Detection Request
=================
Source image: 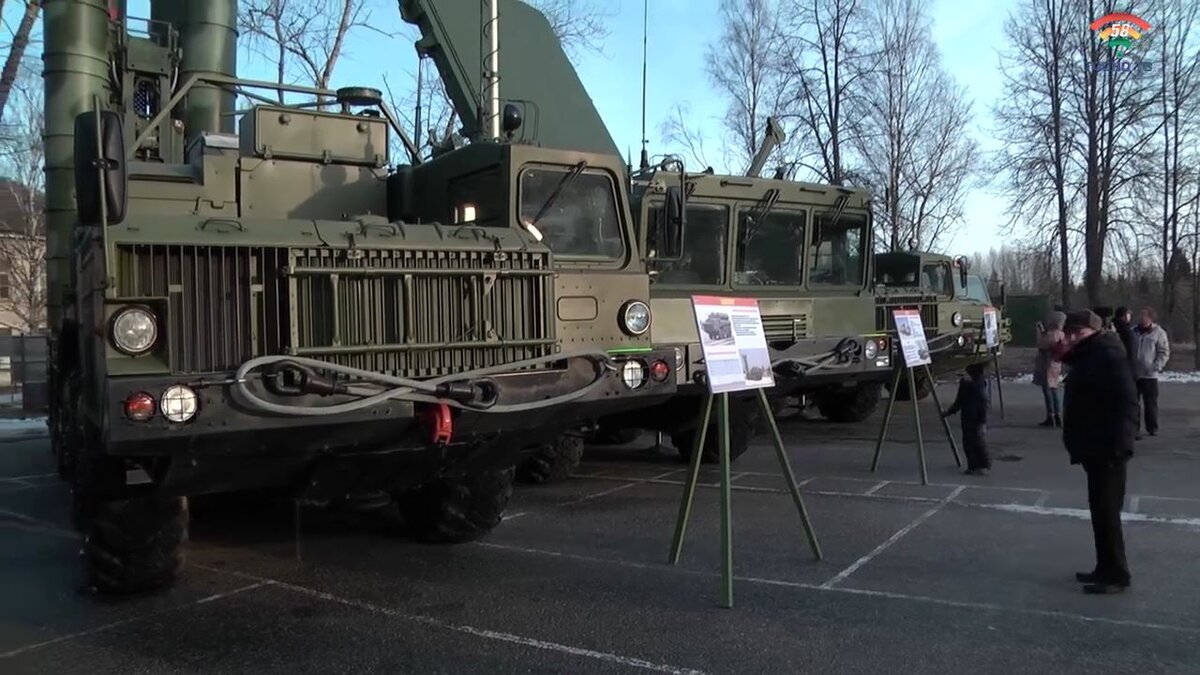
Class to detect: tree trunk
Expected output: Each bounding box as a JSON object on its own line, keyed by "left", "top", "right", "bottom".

{"left": 0, "top": 2, "right": 41, "bottom": 121}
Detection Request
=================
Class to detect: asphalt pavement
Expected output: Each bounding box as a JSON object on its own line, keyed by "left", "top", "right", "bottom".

{"left": 2, "top": 382, "right": 1199, "bottom": 674}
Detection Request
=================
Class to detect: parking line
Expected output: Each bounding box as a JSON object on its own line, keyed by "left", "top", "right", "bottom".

{"left": 820, "top": 486, "right": 966, "bottom": 589}
{"left": 1129, "top": 496, "right": 1140, "bottom": 513}
{"left": 194, "top": 565, "right": 709, "bottom": 675}
{"left": 506, "top": 469, "right": 686, "bottom": 523}
{"left": 0, "top": 582, "right": 268, "bottom": 659}
{"left": 863, "top": 481, "right": 890, "bottom": 496}
{"left": 475, "top": 541, "right": 1200, "bottom": 636}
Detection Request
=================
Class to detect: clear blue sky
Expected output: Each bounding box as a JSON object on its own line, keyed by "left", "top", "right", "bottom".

{"left": 23, "top": 0, "right": 1011, "bottom": 255}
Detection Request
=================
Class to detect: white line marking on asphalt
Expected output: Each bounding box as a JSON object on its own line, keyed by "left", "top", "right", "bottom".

{"left": 983, "top": 503, "right": 1200, "bottom": 528}
{"left": 820, "top": 486, "right": 966, "bottom": 589}
{"left": 1129, "top": 496, "right": 1140, "bottom": 513}
{"left": 505, "top": 469, "right": 685, "bottom": 523}
{"left": 0, "top": 472, "right": 57, "bottom": 481}
{"left": 195, "top": 565, "right": 709, "bottom": 675}
{"left": 0, "top": 582, "right": 268, "bottom": 659}
{"left": 864, "top": 481, "right": 890, "bottom": 496}
{"left": 1034, "top": 491, "right": 1050, "bottom": 507}
{"left": 475, "top": 542, "right": 1200, "bottom": 636}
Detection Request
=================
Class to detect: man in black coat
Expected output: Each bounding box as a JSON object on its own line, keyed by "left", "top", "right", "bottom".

{"left": 1060, "top": 309, "right": 1139, "bottom": 594}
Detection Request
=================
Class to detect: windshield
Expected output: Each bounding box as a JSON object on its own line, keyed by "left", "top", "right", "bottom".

{"left": 809, "top": 213, "right": 866, "bottom": 286}
{"left": 518, "top": 165, "right": 624, "bottom": 258}
{"left": 651, "top": 202, "right": 728, "bottom": 285}
{"left": 734, "top": 208, "right": 806, "bottom": 286}
{"left": 963, "top": 275, "right": 991, "bottom": 303}
{"left": 922, "top": 263, "right": 951, "bottom": 296}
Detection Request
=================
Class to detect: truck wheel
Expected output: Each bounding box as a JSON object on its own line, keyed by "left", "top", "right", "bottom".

{"left": 400, "top": 467, "right": 514, "bottom": 543}
{"left": 70, "top": 449, "right": 188, "bottom": 595}
{"left": 888, "top": 369, "right": 934, "bottom": 401}
{"left": 81, "top": 495, "right": 189, "bottom": 595}
{"left": 671, "top": 401, "right": 758, "bottom": 464}
{"left": 515, "top": 435, "right": 585, "bottom": 484}
{"left": 816, "top": 383, "right": 883, "bottom": 423}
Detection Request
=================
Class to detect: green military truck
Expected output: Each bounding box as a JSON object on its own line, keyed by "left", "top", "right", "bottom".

{"left": 44, "top": 0, "right": 676, "bottom": 594}
{"left": 404, "top": 2, "right": 893, "bottom": 473}
{"left": 598, "top": 161, "right": 894, "bottom": 462}
{"left": 874, "top": 251, "right": 1010, "bottom": 400}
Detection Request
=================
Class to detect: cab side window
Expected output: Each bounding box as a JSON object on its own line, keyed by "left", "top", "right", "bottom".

{"left": 651, "top": 203, "right": 727, "bottom": 285}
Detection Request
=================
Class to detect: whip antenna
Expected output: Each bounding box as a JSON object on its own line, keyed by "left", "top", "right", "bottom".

{"left": 639, "top": 0, "right": 649, "bottom": 170}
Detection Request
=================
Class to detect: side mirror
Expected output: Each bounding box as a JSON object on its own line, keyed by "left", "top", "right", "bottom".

{"left": 652, "top": 185, "right": 685, "bottom": 260}
{"left": 74, "top": 110, "right": 127, "bottom": 226}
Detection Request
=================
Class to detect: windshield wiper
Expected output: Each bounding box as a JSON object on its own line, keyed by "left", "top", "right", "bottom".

{"left": 741, "top": 188, "right": 780, "bottom": 244}
{"left": 529, "top": 160, "right": 588, "bottom": 228}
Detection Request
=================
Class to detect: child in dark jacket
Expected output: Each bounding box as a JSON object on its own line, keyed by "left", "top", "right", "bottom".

{"left": 943, "top": 363, "right": 992, "bottom": 475}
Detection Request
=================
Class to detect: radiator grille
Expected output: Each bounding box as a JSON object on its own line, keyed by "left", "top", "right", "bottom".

{"left": 760, "top": 314, "right": 810, "bottom": 341}
{"left": 875, "top": 297, "right": 939, "bottom": 332}
{"left": 115, "top": 244, "right": 555, "bottom": 376}
{"left": 114, "top": 244, "right": 288, "bottom": 372}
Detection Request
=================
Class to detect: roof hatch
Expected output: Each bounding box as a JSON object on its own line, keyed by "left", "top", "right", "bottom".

{"left": 400, "top": 0, "right": 620, "bottom": 159}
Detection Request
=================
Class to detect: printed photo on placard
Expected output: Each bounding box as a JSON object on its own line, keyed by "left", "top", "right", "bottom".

{"left": 892, "top": 308, "right": 932, "bottom": 367}
{"left": 690, "top": 295, "right": 775, "bottom": 394}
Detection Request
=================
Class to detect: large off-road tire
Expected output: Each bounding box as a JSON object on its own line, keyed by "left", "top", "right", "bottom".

{"left": 888, "top": 368, "right": 934, "bottom": 401}
{"left": 70, "top": 449, "right": 189, "bottom": 595}
{"left": 81, "top": 495, "right": 189, "bottom": 595}
{"left": 816, "top": 383, "right": 883, "bottom": 423}
{"left": 671, "top": 400, "right": 759, "bottom": 464}
{"left": 399, "top": 468, "right": 514, "bottom": 543}
{"left": 515, "top": 435, "right": 585, "bottom": 485}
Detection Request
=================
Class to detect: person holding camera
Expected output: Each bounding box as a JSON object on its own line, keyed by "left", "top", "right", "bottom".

{"left": 1033, "top": 310, "right": 1066, "bottom": 427}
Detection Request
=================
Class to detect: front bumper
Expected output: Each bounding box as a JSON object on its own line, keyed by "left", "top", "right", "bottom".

{"left": 102, "top": 349, "right": 678, "bottom": 459}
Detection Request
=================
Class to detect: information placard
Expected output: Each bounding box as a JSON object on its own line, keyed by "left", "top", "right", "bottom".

{"left": 983, "top": 306, "right": 999, "bottom": 348}
{"left": 892, "top": 309, "right": 932, "bottom": 367}
{"left": 691, "top": 295, "right": 775, "bottom": 394}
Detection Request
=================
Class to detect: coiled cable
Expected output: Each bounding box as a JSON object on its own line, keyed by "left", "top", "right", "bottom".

{"left": 233, "top": 349, "right": 620, "bottom": 417}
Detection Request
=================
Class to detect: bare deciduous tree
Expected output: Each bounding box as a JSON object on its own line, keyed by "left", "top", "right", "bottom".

{"left": 239, "top": 0, "right": 388, "bottom": 99}
{"left": 0, "top": 0, "right": 40, "bottom": 122}
{"left": 658, "top": 102, "right": 714, "bottom": 171}
{"left": 0, "top": 64, "right": 45, "bottom": 333}
{"left": 704, "top": 0, "right": 790, "bottom": 173}
{"left": 849, "top": 0, "right": 976, "bottom": 252}
{"left": 776, "top": 0, "right": 870, "bottom": 185}
{"left": 993, "top": 0, "right": 1077, "bottom": 307}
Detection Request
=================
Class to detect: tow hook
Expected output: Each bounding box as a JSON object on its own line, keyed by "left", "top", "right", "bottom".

{"left": 421, "top": 403, "right": 454, "bottom": 447}
{"left": 834, "top": 337, "right": 860, "bottom": 363}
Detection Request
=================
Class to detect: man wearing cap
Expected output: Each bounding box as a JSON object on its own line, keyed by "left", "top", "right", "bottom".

{"left": 1059, "top": 309, "right": 1139, "bottom": 594}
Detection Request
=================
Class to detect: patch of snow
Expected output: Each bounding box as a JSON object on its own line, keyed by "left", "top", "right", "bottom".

{"left": 0, "top": 417, "right": 48, "bottom": 432}
{"left": 1002, "top": 371, "right": 1200, "bottom": 384}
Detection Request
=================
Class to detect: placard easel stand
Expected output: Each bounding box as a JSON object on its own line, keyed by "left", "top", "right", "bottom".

{"left": 990, "top": 347, "right": 1006, "bottom": 420}
{"left": 669, "top": 387, "right": 822, "bottom": 608}
{"left": 869, "top": 358, "right": 962, "bottom": 485}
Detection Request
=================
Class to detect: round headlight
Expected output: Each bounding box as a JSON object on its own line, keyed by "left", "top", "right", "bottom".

{"left": 621, "top": 300, "right": 651, "bottom": 336}
{"left": 111, "top": 307, "right": 158, "bottom": 354}
{"left": 951, "top": 312, "right": 964, "bottom": 327}
{"left": 620, "top": 360, "right": 647, "bottom": 389}
{"left": 673, "top": 346, "right": 686, "bottom": 371}
{"left": 864, "top": 340, "right": 878, "bottom": 359}
{"left": 161, "top": 385, "right": 199, "bottom": 423}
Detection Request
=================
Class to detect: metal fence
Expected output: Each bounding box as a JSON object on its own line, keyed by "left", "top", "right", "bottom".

{"left": 0, "top": 332, "right": 48, "bottom": 413}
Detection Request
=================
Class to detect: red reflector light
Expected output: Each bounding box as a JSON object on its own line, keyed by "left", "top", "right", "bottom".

{"left": 124, "top": 392, "right": 156, "bottom": 421}
{"left": 650, "top": 359, "right": 671, "bottom": 382}
{"left": 421, "top": 403, "right": 454, "bottom": 446}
